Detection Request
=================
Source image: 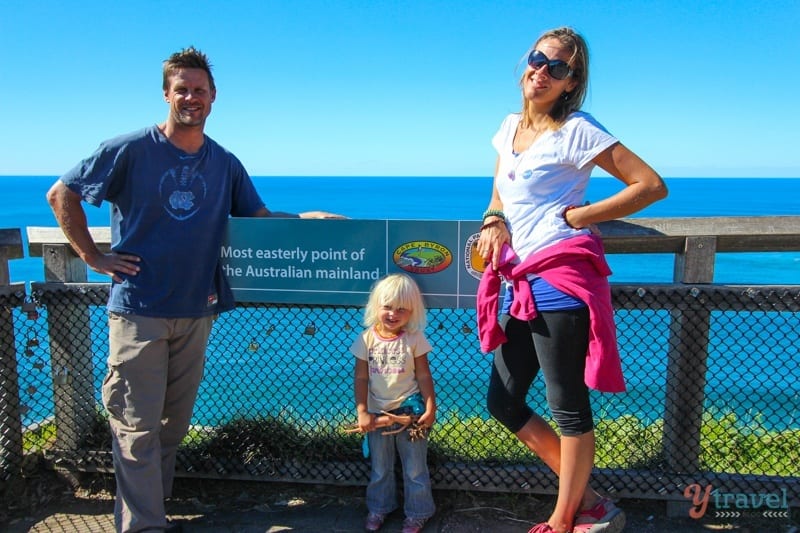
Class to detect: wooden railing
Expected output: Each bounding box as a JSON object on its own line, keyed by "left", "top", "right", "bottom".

{"left": 24, "top": 216, "right": 800, "bottom": 283}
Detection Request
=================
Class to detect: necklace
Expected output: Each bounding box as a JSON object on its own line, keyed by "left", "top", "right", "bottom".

{"left": 375, "top": 325, "right": 401, "bottom": 339}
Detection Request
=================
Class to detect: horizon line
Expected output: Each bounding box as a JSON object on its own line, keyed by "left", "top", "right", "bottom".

{"left": 2, "top": 174, "right": 799, "bottom": 180}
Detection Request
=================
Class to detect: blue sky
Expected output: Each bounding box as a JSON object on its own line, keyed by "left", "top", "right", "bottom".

{"left": 2, "top": 0, "right": 798, "bottom": 178}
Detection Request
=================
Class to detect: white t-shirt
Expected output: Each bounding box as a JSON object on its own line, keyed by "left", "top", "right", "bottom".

{"left": 492, "top": 112, "right": 618, "bottom": 261}
{"left": 350, "top": 328, "right": 432, "bottom": 413}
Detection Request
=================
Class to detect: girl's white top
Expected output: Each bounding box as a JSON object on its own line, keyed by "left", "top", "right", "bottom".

{"left": 350, "top": 328, "right": 432, "bottom": 413}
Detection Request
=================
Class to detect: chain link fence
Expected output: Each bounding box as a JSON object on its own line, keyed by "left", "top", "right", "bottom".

{"left": 2, "top": 281, "right": 798, "bottom": 509}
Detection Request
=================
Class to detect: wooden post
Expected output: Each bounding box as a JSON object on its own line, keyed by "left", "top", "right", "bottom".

{"left": 673, "top": 236, "right": 717, "bottom": 284}
{"left": 664, "top": 237, "right": 716, "bottom": 516}
{"left": 0, "top": 228, "right": 24, "bottom": 286}
{"left": 0, "top": 228, "right": 24, "bottom": 479}
{"left": 43, "top": 243, "right": 88, "bottom": 283}
{"left": 0, "top": 250, "right": 9, "bottom": 286}
{"left": 42, "top": 244, "right": 96, "bottom": 451}
{"left": 0, "top": 287, "right": 24, "bottom": 480}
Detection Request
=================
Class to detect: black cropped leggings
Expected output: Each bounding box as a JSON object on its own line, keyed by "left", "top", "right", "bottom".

{"left": 486, "top": 309, "right": 594, "bottom": 436}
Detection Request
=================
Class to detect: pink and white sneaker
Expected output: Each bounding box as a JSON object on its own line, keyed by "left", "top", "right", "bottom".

{"left": 364, "top": 512, "right": 386, "bottom": 531}
{"left": 527, "top": 523, "right": 558, "bottom": 533}
{"left": 401, "top": 516, "right": 428, "bottom": 533}
{"left": 572, "top": 497, "right": 626, "bottom": 533}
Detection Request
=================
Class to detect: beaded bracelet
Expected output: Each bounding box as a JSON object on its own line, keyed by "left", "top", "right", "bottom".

{"left": 562, "top": 205, "right": 581, "bottom": 229}
{"left": 482, "top": 208, "right": 506, "bottom": 222}
{"left": 561, "top": 204, "right": 589, "bottom": 229}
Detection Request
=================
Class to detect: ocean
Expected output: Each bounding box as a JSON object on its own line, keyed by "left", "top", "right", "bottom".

{"left": 5, "top": 175, "right": 800, "bottom": 284}
{"left": 4, "top": 175, "right": 799, "bottom": 431}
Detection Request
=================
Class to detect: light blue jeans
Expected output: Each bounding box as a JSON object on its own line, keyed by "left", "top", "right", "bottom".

{"left": 366, "top": 427, "right": 435, "bottom": 520}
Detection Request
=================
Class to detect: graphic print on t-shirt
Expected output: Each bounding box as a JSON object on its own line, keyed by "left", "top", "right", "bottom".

{"left": 159, "top": 164, "right": 208, "bottom": 221}
{"left": 368, "top": 343, "right": 408, "bottom": 375}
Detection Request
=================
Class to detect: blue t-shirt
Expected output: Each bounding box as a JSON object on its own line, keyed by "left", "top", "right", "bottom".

{"left": 60, "top": 125, "right": 265, "bottom": 317}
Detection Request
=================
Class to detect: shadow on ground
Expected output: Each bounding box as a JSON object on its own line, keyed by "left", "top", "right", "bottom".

{"left": 2, "top": 463, "right": 797, "bottom": 532}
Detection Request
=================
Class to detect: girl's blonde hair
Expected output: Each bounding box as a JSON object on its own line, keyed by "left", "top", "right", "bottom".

{"left": 363, "top": 273, "right": 427, "bottom": 333}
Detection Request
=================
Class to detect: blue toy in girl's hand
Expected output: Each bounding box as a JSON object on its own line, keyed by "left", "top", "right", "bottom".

{"left": 398, "top": 392, "right": 425, "bottom": 416}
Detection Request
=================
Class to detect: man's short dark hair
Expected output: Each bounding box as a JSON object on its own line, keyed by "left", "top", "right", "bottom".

{"left": 162, "top": 46, "right": 215, "bottom": 91}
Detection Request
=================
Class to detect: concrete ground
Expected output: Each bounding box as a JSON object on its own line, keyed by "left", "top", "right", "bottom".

{"left": 3, "top": 477, "right": 798, "bottom": 532}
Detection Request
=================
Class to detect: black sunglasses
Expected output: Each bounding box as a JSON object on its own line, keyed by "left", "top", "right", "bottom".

{"left": 527, "top": 50, "right": 573, "bottom": 80}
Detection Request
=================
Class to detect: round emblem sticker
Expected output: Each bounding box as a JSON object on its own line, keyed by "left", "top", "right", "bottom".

{"left": 464, "top": 233, "right": 487, "bottom": 280}
{"left": 393, "top": 241, "right": 452, "bottom": 274}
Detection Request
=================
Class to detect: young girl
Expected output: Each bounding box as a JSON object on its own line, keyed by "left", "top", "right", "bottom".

{"left": 350, "top": 273, "right": 437, "bottom": 533}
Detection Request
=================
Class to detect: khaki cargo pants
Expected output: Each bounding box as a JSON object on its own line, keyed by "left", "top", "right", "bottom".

{"left": 102, "top": 312, "right": 213, "bottom": 532}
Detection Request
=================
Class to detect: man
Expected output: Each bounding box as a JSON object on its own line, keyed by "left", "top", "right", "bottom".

{"left": 47, "top": 46, "right": 340, "bottom": 532}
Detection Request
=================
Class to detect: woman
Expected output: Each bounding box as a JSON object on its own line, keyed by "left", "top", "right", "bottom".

{"left": 476, "top": 27, "right": 667, "bottom": 533}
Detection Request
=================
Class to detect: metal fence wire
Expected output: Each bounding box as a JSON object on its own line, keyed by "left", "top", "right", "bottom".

{"left": 1, "top": 283, "right": 798, "bottom": 505}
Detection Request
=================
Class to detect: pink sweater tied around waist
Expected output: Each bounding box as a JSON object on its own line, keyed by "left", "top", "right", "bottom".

{"left": 476, "top": 234, "right": 626, "bottom": 393}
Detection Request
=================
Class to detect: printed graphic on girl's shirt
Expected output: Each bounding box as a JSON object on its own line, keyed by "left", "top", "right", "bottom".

{"left": 368, "top": 343, "right": 408, "bottom": 375}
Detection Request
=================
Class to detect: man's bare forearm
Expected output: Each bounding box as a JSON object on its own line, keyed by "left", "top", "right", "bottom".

{"left": 46, "top": 181, "right": 102, "bottom": 264}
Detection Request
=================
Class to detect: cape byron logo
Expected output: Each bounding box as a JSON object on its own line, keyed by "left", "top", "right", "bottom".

{"left": 393, "top": 241, "right": 452, "bottom": 274}
{"left": 683, "top": 483, "right": 789, "bottom": 519}
{"left": 464, "top": 232, "right": 487, "bottom": 280}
